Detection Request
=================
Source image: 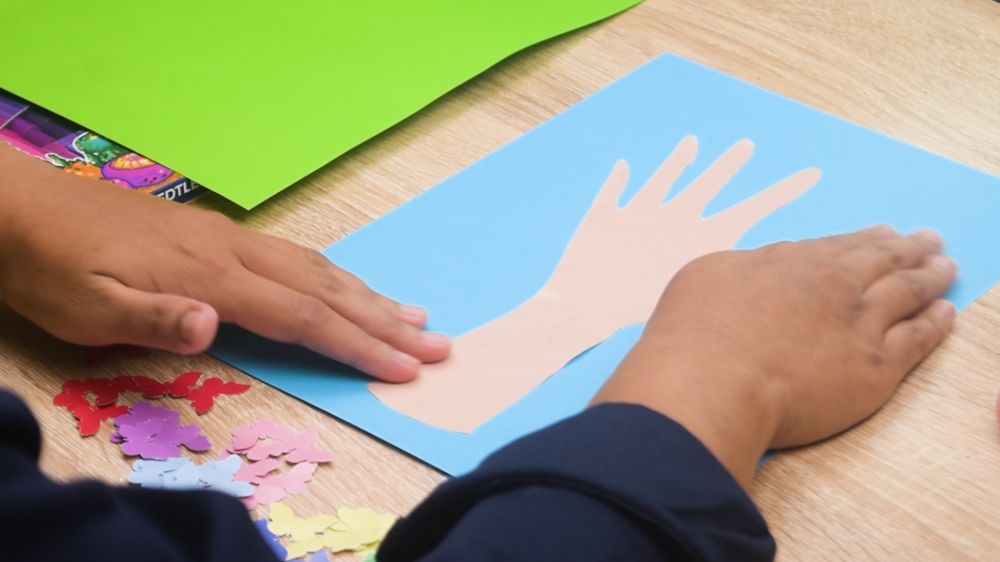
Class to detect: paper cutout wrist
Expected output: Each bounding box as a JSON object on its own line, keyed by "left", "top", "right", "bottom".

{"left": 370, "top": 135, "right": 821, "bottom": 433}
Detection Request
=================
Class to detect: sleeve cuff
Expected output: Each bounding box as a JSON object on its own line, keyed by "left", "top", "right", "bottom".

{"left": 379, "top": 403, "right": 774, "bottom": 561}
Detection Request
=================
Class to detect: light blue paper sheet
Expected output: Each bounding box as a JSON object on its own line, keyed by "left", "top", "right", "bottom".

{"left": 212, "top": 54, "right": 1000, "bottom": 476}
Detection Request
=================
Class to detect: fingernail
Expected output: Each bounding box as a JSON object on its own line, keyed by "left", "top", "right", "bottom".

{"left": 420, "top": 332, "right": 450, "bottom": 349}
{"left": 397, "top": 304, "right": 427, "bottom": 322}
{"left": 913, "top": 229, "right": 942, "bottom": 246}
{"left": 930, "top": 299, "right": 955, "bottom": 319}
{"left": 179, "top": 308, "right": 206, "bottom": 345}
{"left": 394, "top": 351, "right": 420, "bottom": 369}
{"left": 928, "top": 254, "right": 955, "bottom": 272}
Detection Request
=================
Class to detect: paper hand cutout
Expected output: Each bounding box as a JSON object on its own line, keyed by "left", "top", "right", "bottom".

{"left": 370, "top": 135, "right": 821, "bottom": 432}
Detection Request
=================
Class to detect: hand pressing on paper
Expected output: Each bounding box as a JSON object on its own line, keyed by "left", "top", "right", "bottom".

{"left": 0, "top": 144, "right": 449, "bottom": 382}
{"left": 594, "top": 227, "right": 956, "bottom": 490}
{"left": 370, "top": 135, "right": 821, "bottom": 432}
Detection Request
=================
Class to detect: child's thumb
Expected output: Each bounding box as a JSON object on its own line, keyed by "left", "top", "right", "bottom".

{"left": 92, "top": 283, "right": 219, "bottom": 354}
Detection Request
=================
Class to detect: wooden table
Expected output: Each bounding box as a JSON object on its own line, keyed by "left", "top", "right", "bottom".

{"left": 3, "top": 1, "right": 999, "bottom": 560}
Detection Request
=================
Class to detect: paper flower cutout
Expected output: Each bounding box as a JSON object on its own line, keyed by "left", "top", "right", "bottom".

{"left": 131, "top": 371, "right": 201, "bottom": 399}
{"left": 265, "top": 502, "right": 396, "bottom": 559}
{"left": 128, "top": 454, "right": 254, "bottom": 497}
{"left": 188, "top": 377, "right": 251, "bottom": 414}
{"left": 268, "top": 502, "right": 338, "bottom": 542}
{"left": 241, "top": 462, "right": 319, "bottom": 509}
{"left": 227, "top": 420, "right": 334, "bottom": 464}
{"left": 112, "top": 402, "right": 211, "bottom": 459}
{"left": 53, "top": 372, "right": 251, "bottom": 435}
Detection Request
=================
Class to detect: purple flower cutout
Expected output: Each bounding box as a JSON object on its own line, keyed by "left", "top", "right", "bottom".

{"left": 112, "top": 401, "right": 211, "bottom": 459}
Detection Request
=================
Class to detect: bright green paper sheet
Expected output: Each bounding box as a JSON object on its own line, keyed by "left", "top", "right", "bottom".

{"left": 1, "top": 1, "right": 641, "bottom": 208}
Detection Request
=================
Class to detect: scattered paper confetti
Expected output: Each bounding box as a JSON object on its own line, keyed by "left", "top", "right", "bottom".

{"left": 268, "top": 502, "right": 338, "bottom": 542}
{"left": 242, "top": 462, "right": 319, "bottom": 509}
{"left": 53, "top": 372, "right": 251, "bottom": 435}
{"left": 128, "top": 454, "right": 254, "bottom": 497}
{"left": 234, "top": 458, "right": 282, "bottom": 482}
{"left": 113, "top": 402, "right": 211, "bottom": 459}
{"left": 132, "top": 371, "right": 202, "bottom": 399}
{"left": 188, "top": 377, "right": 252, "bottom": 414}
{"left": 265, "top": 502, "right": 396, "bottom": 559}
{"left": 227, "top": 419, "right": 334, "bottom": 464}
{"left": 53, "top": 398, "right": 128, "bottom": 437}
{"left": 325, "top": 507, "right": 396, "bottom": 553}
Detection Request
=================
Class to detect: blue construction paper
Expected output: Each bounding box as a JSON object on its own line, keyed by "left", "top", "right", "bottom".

{"left": 212, "top": 54, "right": 1000, "bottom": 476}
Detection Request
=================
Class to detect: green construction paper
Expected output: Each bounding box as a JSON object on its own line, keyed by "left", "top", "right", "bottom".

{"left": 1, "top": 1, "right": 641, "bottom": 208}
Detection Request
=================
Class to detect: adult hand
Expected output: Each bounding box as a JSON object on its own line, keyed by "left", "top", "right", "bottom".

{"left": 593, "top": 227, "right": 957, "bottom": 489}
{"left": 0, "top": 145, "right": 449, "bottom": 381}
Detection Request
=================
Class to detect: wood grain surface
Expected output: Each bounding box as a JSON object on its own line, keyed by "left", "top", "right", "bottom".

{"left": 2, "top": 1, "right": 999, "bottom": 560}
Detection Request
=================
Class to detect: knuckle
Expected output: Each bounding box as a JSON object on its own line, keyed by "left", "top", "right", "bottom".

{"left": 906, "top": 320, "right": 936, "bottom": 351}
{"left": 896, "top": 272, "right": 928, "bottom": 302}
{"left": 291, "top": 297, "right": 329, "bottom": 332}
{"left": 813, "top": 262, "right": 854, "bottom": 293}
{"left": 197, "top": 210, "right": 233, "bottom": 229}
{"left": 144, "top": 301, "right": 174, "bottom": 340}
{"left": 864, "top": 346, "right": 887, "bottom": 370}
{"left": 300, "top": 247, "right": 330, "bottom": 269}
{"left": 763, "top": 240, "right": 795, "bottom": 255}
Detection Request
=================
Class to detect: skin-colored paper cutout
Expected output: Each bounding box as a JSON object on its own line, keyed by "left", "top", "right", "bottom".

{"left": 370, "top": 136, "right": 821, "bottom": 432}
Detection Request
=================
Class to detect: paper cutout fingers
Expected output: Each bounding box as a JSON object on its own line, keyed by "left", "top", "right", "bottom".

{"left": 370, "top": 135, "right": 821, "bottom": 433}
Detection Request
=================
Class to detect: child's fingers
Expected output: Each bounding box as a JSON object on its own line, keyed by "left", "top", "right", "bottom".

{"left": 217, "top": 272, "right": 421, "bottom": 382}
{"left": 883, "top": 299, "right": 955, "bottom": 380}
{"left": 842, "top": 230, "right": 942, "bottom": 286}
{"left": 864, "top": 255, "right": 956, "bottom": 329}
{"left": 236, "top": 239, "right": 449, "bottom": 363}
{"left": 88, "top": 279, "right": 219, "bottom": 354}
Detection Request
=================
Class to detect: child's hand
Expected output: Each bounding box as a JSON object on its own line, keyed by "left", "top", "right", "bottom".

{"left": 593, "top": 227, "right": 956, "bottom": 488}
{"left": 0, "top": 146, "right": 448, "bottom": 382}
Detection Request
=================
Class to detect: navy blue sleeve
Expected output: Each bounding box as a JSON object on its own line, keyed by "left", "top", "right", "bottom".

{"left": 0, "top": 390, "right": 280, "bottom": 562}
{"left": 379, "top": 403, "right": 774, "bottom": 562}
